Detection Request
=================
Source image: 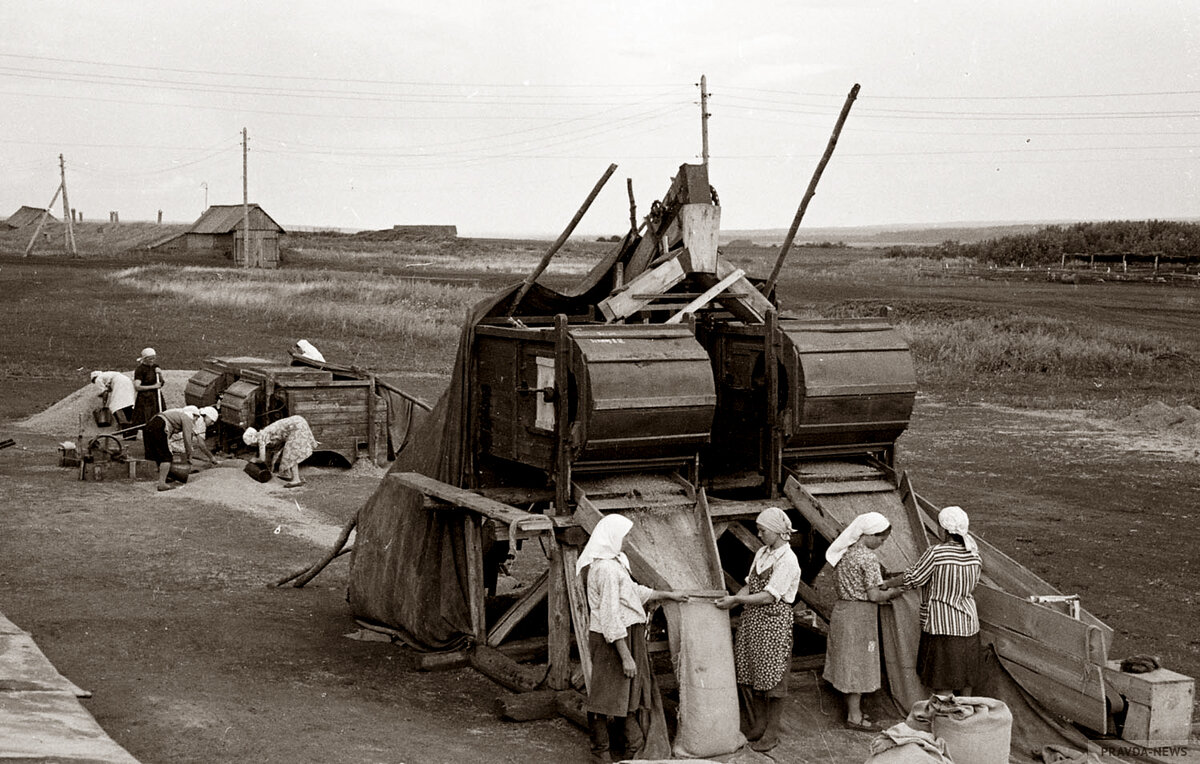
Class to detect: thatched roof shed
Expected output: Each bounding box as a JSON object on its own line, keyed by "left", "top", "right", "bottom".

{"left": 4, "top": 206, "right": 55, "bottom": 229}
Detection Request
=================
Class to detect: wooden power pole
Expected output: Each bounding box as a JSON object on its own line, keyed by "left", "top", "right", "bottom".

{"left": 242, "top": 127, "right": 251, "bottom": 268}
{"left": 59, "top": 154, "right": 77, "bottom": 256}
{"left": 699, "top": 75, "right": 710, "bottom": 168}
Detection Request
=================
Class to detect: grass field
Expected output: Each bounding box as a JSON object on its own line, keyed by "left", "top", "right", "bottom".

{"left": 2, "top": 230, "right": 1197, "bottom": 421}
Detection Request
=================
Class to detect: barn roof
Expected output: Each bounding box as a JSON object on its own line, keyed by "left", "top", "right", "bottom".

{"left": 188, "top": 204, "right": 285, "bottom": 234}
{"left": 5, "top": 206, "right": 55, "bottom": 228}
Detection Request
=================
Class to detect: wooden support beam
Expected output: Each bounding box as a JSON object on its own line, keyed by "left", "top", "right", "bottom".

{"left": 464, "top": 516, "right": 486, "bottom": 643}
{"left": 410, "top": 636, "right": 548, "bottom": 672}
{"left": 386, "top": 473, "right": 554, "bottom": 533}
{"left": 487, "top": 571, "right": 549, "bottom": 647}
{"left": 546, "top": 533, "right": 572, "bottom": 690}
{"left": 470, "top": 644, "right": 548, "bottom": 693}
{"left": 694, "top": 489, "right": 725, "bottom": 590}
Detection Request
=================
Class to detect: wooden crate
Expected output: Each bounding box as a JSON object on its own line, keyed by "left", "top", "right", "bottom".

{"left": 1105, "top": 660, "right": 1195, "bottom": 745}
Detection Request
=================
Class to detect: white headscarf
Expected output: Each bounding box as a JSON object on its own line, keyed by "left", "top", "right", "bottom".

{"left": 756, "top": 506, "right": 794, "bottom": 537}
{"left": 90, "top": 370, "right": 103, "bottom": 383}
{"left": 138, "top": 347, "right": 157, "bottom": 363}
{"left": 295, "top": 339, "right": 325, "bottom": 363}
{"left": 825, "top": 511, "right": 891, "bottom": 566}
{"left": 242, "top": 427, "right": 259, "bottom": 446}
{"left": 199, "top": 406, "right": 218, "bottom": 425}
{"left": 938, "top": 506, "right": 978, "bottom": 552}
{"left": 576, "top": 514, "right": 633, "bottom": 575}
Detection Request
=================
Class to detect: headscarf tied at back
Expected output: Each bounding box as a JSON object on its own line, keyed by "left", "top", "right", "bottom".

{"left": 198, "top": 406, "right": 218, "bottom": 425}
{"left": 138, "top": 347, "right": 157, "bottom": 363}
{"left": 825, "top": 511, "right": 891, "bottom": 567}
{"left": 576, "top": 514, "right": 633, "bottom": 575}
{"left": 242, "top": 427, "right": 259, "bottom": 446}
{"left": 755, "top": 506, "right": 794, "bottom": 537}
{"left": 938, "top": 505, "right": 978, "bottom": 552}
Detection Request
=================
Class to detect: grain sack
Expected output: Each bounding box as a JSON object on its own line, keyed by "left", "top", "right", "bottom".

{"left": 669, "top": 600, "right": 746, "bottom": 758}
{"left": 928, "top": 695, "right": 1012, "bottom": 764}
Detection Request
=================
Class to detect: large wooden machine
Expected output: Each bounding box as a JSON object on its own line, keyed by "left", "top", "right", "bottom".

{"left": 345, "top": 105, "right": 1192, "bottom": 754}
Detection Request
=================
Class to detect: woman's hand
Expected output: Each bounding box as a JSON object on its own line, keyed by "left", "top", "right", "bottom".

{"left": 713, "top": 595, "right": 738, "bottom": 610}
{"left": 621, "top": 654, "right": 637, "bottom": 678}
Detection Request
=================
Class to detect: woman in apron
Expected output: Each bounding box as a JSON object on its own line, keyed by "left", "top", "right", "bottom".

{"left": 715, "top": 506, "right": 801, "bottom": 753}
{"left": 823, "top": 511, "right": 905, "bottom": 731}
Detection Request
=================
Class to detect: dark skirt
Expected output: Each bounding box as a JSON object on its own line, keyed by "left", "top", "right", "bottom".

{"left": 142, "top": 415, "right": 173, "bottom": 465}
{"left": 587, "top": 623, "right": 653, "bottom": 718}
{"left": 917, "top": 630, "right": 981, "bottom": 690}
{"left": 132, "top": 390, "right": 160, "bottom": 427}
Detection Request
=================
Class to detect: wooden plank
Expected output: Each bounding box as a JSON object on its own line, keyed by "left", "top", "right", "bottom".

{"left": 486, "top": 571, "right": 549, "bottom": 647}
{"left": 726, "top": 521, "right": 761, "bottom": 553}
{"left": 782, "top": 476, "right": 842, "bottom": 543}
{"left": 976, "top": 584, "right": 1107, "bottom": 664}
{"left": 898, "top": 471, "right": 930, "bottom": 551}
{"left": 387, "top": 473, "right": 555, "bottom": 531}
{"left": 559, "top": 546, "right": 592, "bottom": 694}
{"left": 676, "top": 203, "right": 720, "bottom": 274}
{"left": 470, "top": 644, "right": 547, "bottom": 693}
{"left": 989, "top": 628, "right": 1109, "bottom": 733}
{"left": 664, "top": 268, "right": 743, "bottom": 324}
{"left": 597, "top": 256, "right": 687, "bottom": 322}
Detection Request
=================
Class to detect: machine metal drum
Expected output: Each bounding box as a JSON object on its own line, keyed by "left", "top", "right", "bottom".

{"left": 473, "top": 322, "right": 716, "bottom": 476}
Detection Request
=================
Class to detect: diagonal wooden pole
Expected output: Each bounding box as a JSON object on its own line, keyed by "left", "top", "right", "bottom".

{"left": 763, "top": 83, "right": 860, "bottom": 297}
{"left": 507, "top": 163, "right": 617, "bottom": 317}
{"left": 24, "top": 183, "right": 63, "bottom": 257}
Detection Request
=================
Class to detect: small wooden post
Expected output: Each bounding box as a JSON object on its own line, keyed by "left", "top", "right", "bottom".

{"left": 59, "top": 155, "right": 76, "bottom": 256}
{"left": 626, "top": 177, "right": 637, "bottom": 232}
{"left": 366, "top": 375, "right": 377, "bottom": 465}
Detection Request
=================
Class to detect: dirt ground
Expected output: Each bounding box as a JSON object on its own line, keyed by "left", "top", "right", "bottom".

{"left": 2, "top": 381, "right": 1197, "bottom": 763}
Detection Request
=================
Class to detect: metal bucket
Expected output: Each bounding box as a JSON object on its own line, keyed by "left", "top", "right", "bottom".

{"left": 93, "top": 407, "right": 113, "bottom": 427}
{"left": 243, "top": 460, "right": 272, "bottom": 483}
{"left": 166, "top": 461, "right": 191, "bottom": 484}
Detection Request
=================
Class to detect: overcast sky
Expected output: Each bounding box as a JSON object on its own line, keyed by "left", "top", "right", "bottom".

{"left": 2, "top": 1, "right": 1197, "bottom": 237}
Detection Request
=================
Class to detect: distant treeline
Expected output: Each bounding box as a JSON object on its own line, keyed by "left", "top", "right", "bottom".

{"left": 884, "top": 220, "right": 1200, "bottom": 266}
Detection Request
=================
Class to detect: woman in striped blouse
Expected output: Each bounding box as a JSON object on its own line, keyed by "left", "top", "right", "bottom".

{"left": 884, "top": 505, "right": 983, "bottom": 695}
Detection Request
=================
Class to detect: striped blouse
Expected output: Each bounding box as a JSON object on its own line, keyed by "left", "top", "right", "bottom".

{"left": 902, "top": 541, "right": 982, "bottom": 636}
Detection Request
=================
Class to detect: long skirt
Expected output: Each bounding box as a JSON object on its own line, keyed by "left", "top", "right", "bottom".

{"left": 917, "top": 630, "right": 981, "bottom": 690}
{"left": 587, "top": 623, "right": 654, "bottom": 718}
{"left": 733, "top": 600, "right": 793, "bottom": 697}
{"left": 142, "top": 416, "right": 172, "bottom": 465}
{"left": 823, "top": 599, "right": 882, "bottom": 694}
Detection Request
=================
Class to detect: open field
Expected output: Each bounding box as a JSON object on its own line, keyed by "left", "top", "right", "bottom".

{"left": 1, "top": 231, "right": 1198, "bottom": 762}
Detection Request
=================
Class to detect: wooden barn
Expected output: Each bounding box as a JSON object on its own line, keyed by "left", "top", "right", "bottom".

{"left": 160, "top": 204, "right": 285, "bottom": 267}
{"left": 4, "top": 206, "right": 54, "bottom": 229}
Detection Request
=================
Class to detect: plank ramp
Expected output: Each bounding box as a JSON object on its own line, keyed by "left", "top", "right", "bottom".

{"left": 0, "top": 612, "right": 141, "bottom": 763}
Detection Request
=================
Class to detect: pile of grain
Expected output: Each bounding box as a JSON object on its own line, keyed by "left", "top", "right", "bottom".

{"left": 1118, "top": 401, "right": 1200, "bottom": 439}
{"left": 13, "top": 370, "right": 192, "bottom": 437}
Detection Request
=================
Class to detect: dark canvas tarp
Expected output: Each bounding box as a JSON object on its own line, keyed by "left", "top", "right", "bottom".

{"left": 347, "top": 235, "right": 636, "bottom": 649}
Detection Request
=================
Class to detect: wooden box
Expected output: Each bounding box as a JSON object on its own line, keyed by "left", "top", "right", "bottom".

{"left": 1105, "top": 660, "right": 1195, "bottom": 745}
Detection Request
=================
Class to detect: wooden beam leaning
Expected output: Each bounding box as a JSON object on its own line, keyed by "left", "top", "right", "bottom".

{"left": 545, "top": 532, "right": 572, "bottom": 691}
{"left": 487, "top": 571, "right": 550, "bottom": 647}
{"left": 664, "top": 269, "right": 744, "bottom": 325}
{"left": 559, "top": 545, "right": 593, "bottom": 694}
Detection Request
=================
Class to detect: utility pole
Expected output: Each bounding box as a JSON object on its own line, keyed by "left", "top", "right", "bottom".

{"left": 699, "top": 74, "right": 710, "bottom": 168}
{"left": 59, "top": 154, "right": 77, "bottom": 256}
{"left": 242, "top": 127, "right": 251, "bottom": 268}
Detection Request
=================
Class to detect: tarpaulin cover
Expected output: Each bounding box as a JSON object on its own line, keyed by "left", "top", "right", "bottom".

{"left": 347, "top": 235, "right": 636, "bottom": 649}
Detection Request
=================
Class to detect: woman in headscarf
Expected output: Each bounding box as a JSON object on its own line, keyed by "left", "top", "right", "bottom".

{"left": 90, "top": 370, "right": 137, "bottom": 437}
{"left": 883, "top": 505, "right": 983, "bottom": 696}
{"left": 578, "top": 513, "right": 688, "bottom": 763}
{"left": 242, "top": 415, "right": 318, "bottom": 488}
{"left": 823, "top": 511, "right": 905, "bottom": 732}
{"left": 143, "top": 406, "right": 212, "bottom": 492}
{"left": 714, "top": 506, "right": 801, "bottom": 752}
{"left": 169, "top": 407, "right": 220, "bottom": 464}
{"left": 131, "top": 348, "right": 164, "bottom": 432}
